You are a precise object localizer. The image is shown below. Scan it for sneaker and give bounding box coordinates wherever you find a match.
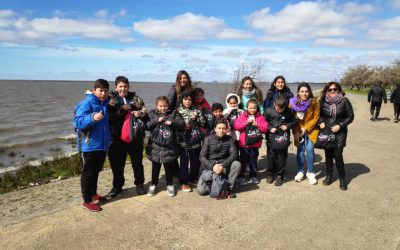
[306,172,318,185]
[147,185,158,196]
[274,176,284,186]
[238,177,248,186]
[181,184,192,192]
[266,175,275,184]
[294,172,304,182]
[248,177,259,184]
[107,188,122,198]
[227,192,236,198]
[82,202,102,212]
[136,184,146,195]
[167,185,176,197]
[92,194,107,203]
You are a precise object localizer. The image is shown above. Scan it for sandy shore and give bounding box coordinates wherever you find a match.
[0,93,399,249]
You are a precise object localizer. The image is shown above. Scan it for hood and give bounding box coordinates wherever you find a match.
[225,93,241,108]
[85,91,110,105]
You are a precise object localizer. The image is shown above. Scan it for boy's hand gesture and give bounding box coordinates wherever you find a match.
[165,120,172,126]
[213,164,223,174]
[190,112,197,120]
[93,111,104,121]
[280,125,288,131]
[270,128,277,133]
[121,104,131,111]
[158,117,164,123]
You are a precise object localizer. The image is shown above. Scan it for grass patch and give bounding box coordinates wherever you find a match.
[0,154,82,194]
[345,88,369,96]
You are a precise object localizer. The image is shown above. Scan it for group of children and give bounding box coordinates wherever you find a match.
[74,75,297,212]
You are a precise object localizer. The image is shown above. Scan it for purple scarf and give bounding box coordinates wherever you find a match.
[325,93,343,119]
[289,97,309,112]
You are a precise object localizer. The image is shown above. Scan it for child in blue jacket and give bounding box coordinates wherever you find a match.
[73,79,111,212]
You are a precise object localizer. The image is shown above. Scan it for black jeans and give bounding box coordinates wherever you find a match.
[179,147,201,185]
[324,147,345,179]
[393,103,400,119]
[370,101,382,118]
[80,151,106,203]
[108,141,145,189]
[239,147,259,178]
[151,161,175,186]
[266,143,288,177]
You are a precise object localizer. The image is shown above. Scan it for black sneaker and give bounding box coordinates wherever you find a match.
[136,184,146,195]
[274,176,283,186]
[107,188,122,198]
[266,175,275,184]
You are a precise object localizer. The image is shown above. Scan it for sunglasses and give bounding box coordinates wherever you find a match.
[328,88,338,93]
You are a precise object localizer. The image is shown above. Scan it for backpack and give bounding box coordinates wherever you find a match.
[120,112,145,143]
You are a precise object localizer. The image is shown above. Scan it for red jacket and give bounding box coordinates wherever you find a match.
[234,111,268,148]
[194,98,211,111]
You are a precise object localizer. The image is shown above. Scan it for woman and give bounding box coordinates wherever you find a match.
[390,83,400,123]
[263,75,293,110]
[236,76,264,114]
[319,82,354,191]
[289,83,320,185]
[167,70,194,110]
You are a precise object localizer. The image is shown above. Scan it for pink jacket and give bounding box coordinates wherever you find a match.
[234,111,268,148]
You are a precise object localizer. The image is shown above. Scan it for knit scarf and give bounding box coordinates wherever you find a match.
[242,88,256,98]
[289,97,309,112]
[325,93,343,119]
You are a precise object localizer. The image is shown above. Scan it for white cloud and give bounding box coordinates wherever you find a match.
[313,38,388,49]
[246,2,358,42]
[216,28,253,40]
[247,47,276,56]
[0,12,134,45]
[118,8,127,17]
[133,12,249,41]
[95,9,108,18]
[341,2,374,14]
[368,17,400,42]
[213,50,243,58]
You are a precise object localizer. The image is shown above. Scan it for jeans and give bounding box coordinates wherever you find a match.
[296,134,315,173]
[151,162,175,186]
[239,147,259,178]
[80,151,106,203]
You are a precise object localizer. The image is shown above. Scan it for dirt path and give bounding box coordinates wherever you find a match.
[1,93,399,249]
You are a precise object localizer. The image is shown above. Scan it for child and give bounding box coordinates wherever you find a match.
[193,87,211,111]
[146,96,185,197]
[176,90,206,192]
[73,79,111,212]
[236,76,264,114]
[223,93,243,142]
[234,99,268,185]
[107,76,148,198]
[264,96,296,186]
[211,103,224,129]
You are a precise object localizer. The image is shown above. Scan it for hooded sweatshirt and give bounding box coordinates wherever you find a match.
[223,93,243,140]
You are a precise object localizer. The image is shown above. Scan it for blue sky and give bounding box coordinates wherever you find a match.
[1,0,400,82]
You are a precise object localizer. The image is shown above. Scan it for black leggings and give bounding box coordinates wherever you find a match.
[151,162,175,186]
[324,147,345,179]
[393,103,400,119]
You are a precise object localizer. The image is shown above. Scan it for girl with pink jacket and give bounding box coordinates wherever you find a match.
[234,99,268,185]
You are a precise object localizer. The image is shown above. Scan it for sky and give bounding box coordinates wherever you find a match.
[1,0,400,83]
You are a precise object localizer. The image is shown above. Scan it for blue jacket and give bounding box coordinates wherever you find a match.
[73,93,110,152]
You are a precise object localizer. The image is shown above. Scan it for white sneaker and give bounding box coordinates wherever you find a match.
[166,185,176,197]
[294,172,304,182]
[238,177,248,186]
[306,172,317,185]
[248,177,259,184]
[147,185,157,196]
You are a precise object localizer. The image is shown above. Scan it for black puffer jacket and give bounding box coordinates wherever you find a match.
[368,85,387,103]
[319,97,354,148]
[146,109,185,163]
[263,107,296,143]
[200,134,238,171]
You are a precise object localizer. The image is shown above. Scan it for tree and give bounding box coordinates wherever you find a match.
[232,60,266,92]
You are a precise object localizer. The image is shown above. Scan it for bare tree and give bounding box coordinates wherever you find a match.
[232,60,266,92]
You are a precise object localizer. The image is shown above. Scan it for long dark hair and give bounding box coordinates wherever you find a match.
[175,70,193,98]
[268,75,291,93]
[236,76,263,104]
[320,82,346,97]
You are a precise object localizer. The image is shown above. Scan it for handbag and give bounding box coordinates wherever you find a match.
[314,127,337,149]
[271,129,291,150]
[202,108,214,130]
[245,124,263,146]
[185,120,203,145]
[120,112,145,143]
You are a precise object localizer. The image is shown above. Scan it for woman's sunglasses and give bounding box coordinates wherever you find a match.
[328,88,338,93]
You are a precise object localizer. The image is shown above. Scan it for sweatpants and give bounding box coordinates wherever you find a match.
[108,141,144,190]
[151,161,175,186]
[80,151,106,203]
[324,147,345,179]
[266,143,288,177]
[197,160,241,195]
[239,147,259,178]
[179,147,201,185]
